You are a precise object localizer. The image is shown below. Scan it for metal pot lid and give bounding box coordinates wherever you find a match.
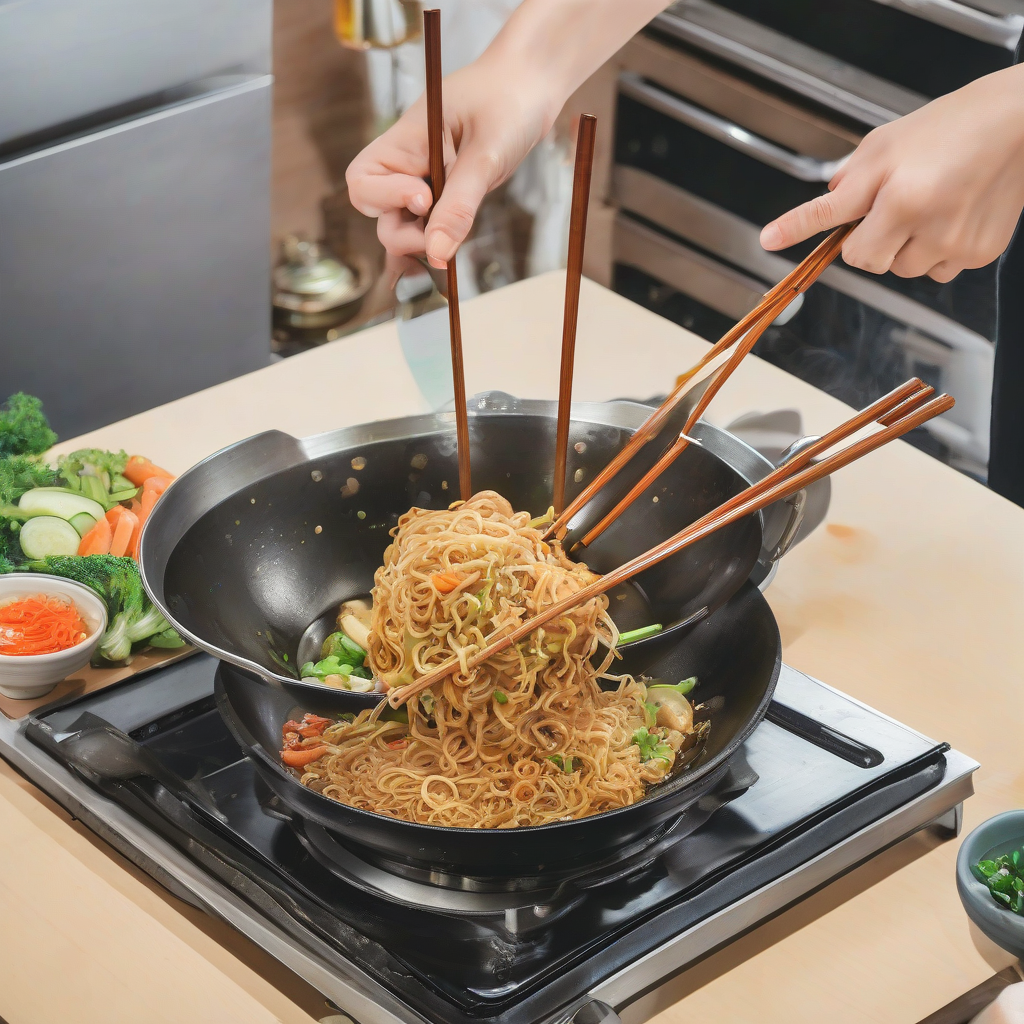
[273,237,362,314]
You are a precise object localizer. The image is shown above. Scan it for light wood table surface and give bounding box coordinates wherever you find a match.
[2,271,1022,1024]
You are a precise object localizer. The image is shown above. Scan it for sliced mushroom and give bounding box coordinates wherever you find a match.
[646,685,694,735]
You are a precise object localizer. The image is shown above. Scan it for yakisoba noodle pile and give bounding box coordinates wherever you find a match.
[286,492,695,828]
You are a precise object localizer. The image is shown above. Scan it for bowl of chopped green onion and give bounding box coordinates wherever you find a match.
[957,810,1024,958]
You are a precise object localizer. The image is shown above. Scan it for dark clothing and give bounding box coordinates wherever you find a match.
[988,38,1024,507]
[990,214,1024,505]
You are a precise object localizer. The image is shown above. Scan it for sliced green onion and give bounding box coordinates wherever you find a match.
[493,690,509,704]
[617,623,664,645]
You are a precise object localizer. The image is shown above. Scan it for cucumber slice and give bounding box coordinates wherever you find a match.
[18,488,106,522]
[18,516,82,559]
[69,512,99,537]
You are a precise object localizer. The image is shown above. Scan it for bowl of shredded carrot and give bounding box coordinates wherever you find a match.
[0,575,108,698]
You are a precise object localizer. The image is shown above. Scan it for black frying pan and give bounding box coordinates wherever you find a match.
[141,397,766,689]
[214,579,781,880]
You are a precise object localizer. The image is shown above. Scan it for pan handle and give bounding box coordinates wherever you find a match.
[559,998,622,1024]
[766,434,819,561]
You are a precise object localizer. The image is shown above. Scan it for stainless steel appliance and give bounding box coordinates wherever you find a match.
[0,0,273,439]
[1,653,975,1024]
[610,0,1024,476]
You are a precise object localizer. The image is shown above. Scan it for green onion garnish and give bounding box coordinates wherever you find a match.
[494,690,508,704]
[617,623,664,645]
[973,847,1024,915]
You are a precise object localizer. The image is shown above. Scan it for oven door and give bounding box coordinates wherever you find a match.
[614,211,992,472]
[652,0,1021,125]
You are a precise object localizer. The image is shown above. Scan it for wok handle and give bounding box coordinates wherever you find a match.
[564,998,622,1024]
[766,433,818,561]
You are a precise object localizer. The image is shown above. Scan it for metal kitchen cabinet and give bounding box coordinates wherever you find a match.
[0,0,273,440]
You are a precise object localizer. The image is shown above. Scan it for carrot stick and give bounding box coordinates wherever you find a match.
[281,745,328,768]
[123,456,174,487]
[108,508,138,558]
[78,516,112,557]
[127,488,160,560]
[431,572,462,594]
[142,475,172,496]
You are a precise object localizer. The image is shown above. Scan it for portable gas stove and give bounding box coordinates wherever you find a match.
[0,654,976,1024]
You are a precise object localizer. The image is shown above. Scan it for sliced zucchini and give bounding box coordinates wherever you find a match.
[69,512,99,537]
[18,516,82,559]
[18,488,106,523]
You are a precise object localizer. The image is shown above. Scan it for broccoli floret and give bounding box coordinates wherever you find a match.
[0,454,58,506]
[0,543,18,575]
[0,393,57,458]
[58,448,129,492]
[23,554,180,662]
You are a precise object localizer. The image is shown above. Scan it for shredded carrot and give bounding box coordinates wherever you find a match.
[280,745,328,768]
[431,571,462,594]
[0,595,88,656]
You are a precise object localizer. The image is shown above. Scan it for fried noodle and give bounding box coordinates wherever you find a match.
[285,491,693,828]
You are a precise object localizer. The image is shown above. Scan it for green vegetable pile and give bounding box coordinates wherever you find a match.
[57,448,138,510]
[0,394,59,572]
[300,629,373,690]
[973,847,1024,915]
[0,392,183,663]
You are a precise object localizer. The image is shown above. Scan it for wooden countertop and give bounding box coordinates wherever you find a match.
[3,271,1022,1024]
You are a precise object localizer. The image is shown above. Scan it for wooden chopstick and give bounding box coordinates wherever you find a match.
[553,113,598,516]
[877,385,935,426]
[574,226,854,547]
[545,223,856,540]
[424,8,472,500]
[577,300,782,548]
[578,373,927,550]
[388,381,950,706]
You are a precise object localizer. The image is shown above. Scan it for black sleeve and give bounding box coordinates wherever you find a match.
[986,34,1024,506]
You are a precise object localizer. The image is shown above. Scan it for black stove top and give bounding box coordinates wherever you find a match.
[18,655,966,1024]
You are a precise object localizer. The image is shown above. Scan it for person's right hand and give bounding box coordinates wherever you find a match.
[346,55,560,270]
[347,0,673,272]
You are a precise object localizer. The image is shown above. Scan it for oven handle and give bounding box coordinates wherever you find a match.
[619,71,846,183]
[871,0,1023,50]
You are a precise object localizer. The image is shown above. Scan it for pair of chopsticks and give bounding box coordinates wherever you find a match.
[387,377,952,706]
[545,223,855,544]
[422,10,598,507]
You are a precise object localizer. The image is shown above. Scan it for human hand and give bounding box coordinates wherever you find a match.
[971,981,1024,1024]
[346,0,672,270]
[346,55,560,270]
[760,63,1024,282]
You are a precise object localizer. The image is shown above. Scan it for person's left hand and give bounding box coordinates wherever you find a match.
[760,63,1024,282]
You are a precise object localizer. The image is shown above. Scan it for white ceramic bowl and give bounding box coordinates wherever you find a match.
[0,575,108,699]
